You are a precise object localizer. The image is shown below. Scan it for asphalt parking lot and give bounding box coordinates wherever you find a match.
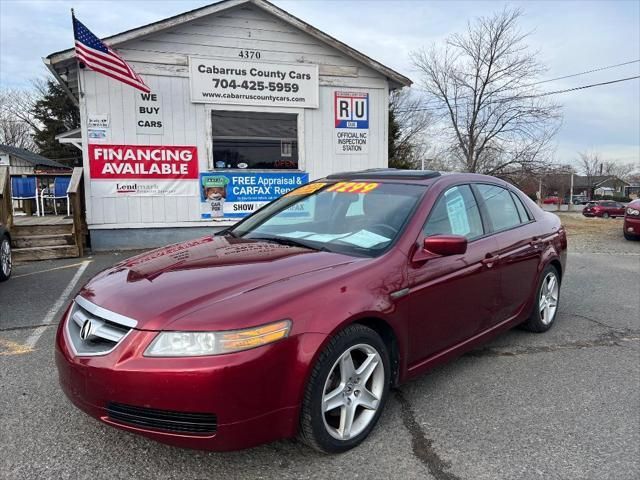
[1,237,639,479]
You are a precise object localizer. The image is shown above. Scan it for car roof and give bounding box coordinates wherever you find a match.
[321,169,508,187]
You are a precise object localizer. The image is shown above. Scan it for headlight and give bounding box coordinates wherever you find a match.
[144,320,291,357]
[627,208,640,216]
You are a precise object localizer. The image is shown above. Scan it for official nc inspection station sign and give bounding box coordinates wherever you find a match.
[200,171,309,219]
[334,90,369,154]
[190,57,319,108]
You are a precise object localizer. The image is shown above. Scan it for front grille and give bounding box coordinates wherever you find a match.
[66,296,137,356]
[107,403,218,435]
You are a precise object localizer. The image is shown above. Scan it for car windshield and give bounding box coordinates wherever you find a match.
[228,181,427,257]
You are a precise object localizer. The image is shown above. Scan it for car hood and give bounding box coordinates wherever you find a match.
[76,236,357,330]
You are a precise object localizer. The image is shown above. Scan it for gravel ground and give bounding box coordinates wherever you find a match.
[554,212,640,254]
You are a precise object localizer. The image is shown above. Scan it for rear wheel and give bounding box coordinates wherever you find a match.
[521,265,560,333]
[0,235,11,282]
[602,212,610,218]
[299,324,390,453]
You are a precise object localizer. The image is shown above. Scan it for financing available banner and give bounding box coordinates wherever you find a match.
[200,171,309,219]
[88,144,199,180]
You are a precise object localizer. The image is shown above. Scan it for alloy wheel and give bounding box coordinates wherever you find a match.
[1,238,11,278]
[321,344,385,440]
[538,272,559,325]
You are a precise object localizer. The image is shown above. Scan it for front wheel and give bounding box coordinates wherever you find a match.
[0,235,11,282]
[521,265,560,333]
[602,212,610,218]
[299,324,390,453]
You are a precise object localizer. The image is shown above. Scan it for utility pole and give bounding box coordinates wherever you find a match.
[538,176,543,205]
[569,172,574,211]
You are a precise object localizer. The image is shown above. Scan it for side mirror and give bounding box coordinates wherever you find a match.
[413,235,468,262]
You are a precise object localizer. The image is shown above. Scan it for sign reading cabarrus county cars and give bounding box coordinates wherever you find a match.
[189,57,319,108]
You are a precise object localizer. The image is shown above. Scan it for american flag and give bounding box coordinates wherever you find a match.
[73,15,150,93]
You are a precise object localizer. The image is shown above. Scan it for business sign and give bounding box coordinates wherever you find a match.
[87,114,109,128]
[334,91,369,154]
[200,171,309,219]
[335,92,369,129]
[90,180,199,197]
[88,145,198,179]
[136,92,163,135]
[189,57,319,108]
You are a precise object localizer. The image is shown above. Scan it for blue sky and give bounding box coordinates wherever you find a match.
[1,0,638,166]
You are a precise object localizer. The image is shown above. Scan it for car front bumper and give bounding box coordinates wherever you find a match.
[55,305,327,451]
[624,216,640,236]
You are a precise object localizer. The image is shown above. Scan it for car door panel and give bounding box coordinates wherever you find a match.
[491,223,542,323]
[405,183,501,365]
[406,235,500,364]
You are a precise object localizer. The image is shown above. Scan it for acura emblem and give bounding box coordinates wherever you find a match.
[80,319,93,340]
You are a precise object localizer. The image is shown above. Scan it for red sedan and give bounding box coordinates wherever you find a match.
[623,199,640,240]
[582,200,626,218]
[56,170,567,453]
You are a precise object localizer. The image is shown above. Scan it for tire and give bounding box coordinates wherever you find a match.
[0,235,12,282]
[299,324,390,453]
[602,212,610,218]
[521,264,560,333]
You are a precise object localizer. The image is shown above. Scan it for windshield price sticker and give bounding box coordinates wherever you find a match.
[326,182,380,194]
[285,182,327,197]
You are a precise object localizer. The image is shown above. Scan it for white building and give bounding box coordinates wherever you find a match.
[45,0,411,249]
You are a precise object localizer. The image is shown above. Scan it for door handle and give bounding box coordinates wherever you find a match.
[481,254,499,267]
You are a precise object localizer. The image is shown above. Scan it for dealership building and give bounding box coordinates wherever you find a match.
[45,0,411,249]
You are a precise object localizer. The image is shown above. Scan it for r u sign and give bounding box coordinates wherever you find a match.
[334,91,369,129]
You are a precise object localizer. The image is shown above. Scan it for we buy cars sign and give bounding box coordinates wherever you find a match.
[89,145,198,179]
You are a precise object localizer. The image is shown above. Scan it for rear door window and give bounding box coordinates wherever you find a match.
[423,185,484,240]
[475,184,522,232]
[510,192,531,222]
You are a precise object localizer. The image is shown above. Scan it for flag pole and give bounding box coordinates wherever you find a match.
[71,8,85,99]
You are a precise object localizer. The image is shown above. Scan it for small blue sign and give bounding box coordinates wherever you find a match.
[200,171,309,219]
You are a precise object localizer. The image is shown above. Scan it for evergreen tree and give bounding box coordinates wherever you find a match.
[31,80,80,166]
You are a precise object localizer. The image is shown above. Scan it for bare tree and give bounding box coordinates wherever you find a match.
[0,81,46,150]
[389,88,433,169]
[602,161,636,181]
[577,151,604,200]
[411,8,561,175]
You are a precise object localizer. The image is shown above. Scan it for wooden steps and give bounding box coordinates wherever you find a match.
[12,245,80,263]
[10,218,80,263]
[12,234,74,248]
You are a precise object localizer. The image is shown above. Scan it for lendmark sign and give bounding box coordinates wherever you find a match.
[89,145,198,179]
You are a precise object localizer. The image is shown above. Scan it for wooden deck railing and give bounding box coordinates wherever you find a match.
[68,167,87,256]
[0,166,13,231]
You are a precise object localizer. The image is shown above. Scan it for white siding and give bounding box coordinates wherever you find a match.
[80,3,390,229]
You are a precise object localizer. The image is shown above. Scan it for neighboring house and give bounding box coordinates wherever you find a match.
[625,184,640,199]
[0,144,71,176]
[571,175,630,199]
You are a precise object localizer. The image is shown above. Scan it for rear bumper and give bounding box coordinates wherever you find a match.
[55,313,327,451]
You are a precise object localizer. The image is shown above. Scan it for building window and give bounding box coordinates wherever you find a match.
[212,111,298,170]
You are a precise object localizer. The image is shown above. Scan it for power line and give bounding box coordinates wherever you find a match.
[520,75,640,99]
[523,59,640,87]
[396,75,640,113]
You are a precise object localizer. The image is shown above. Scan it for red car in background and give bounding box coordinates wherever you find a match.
[582,200,626,218]
[543,196,560,205]
[623,199,640,240]
[55,170,567,453]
